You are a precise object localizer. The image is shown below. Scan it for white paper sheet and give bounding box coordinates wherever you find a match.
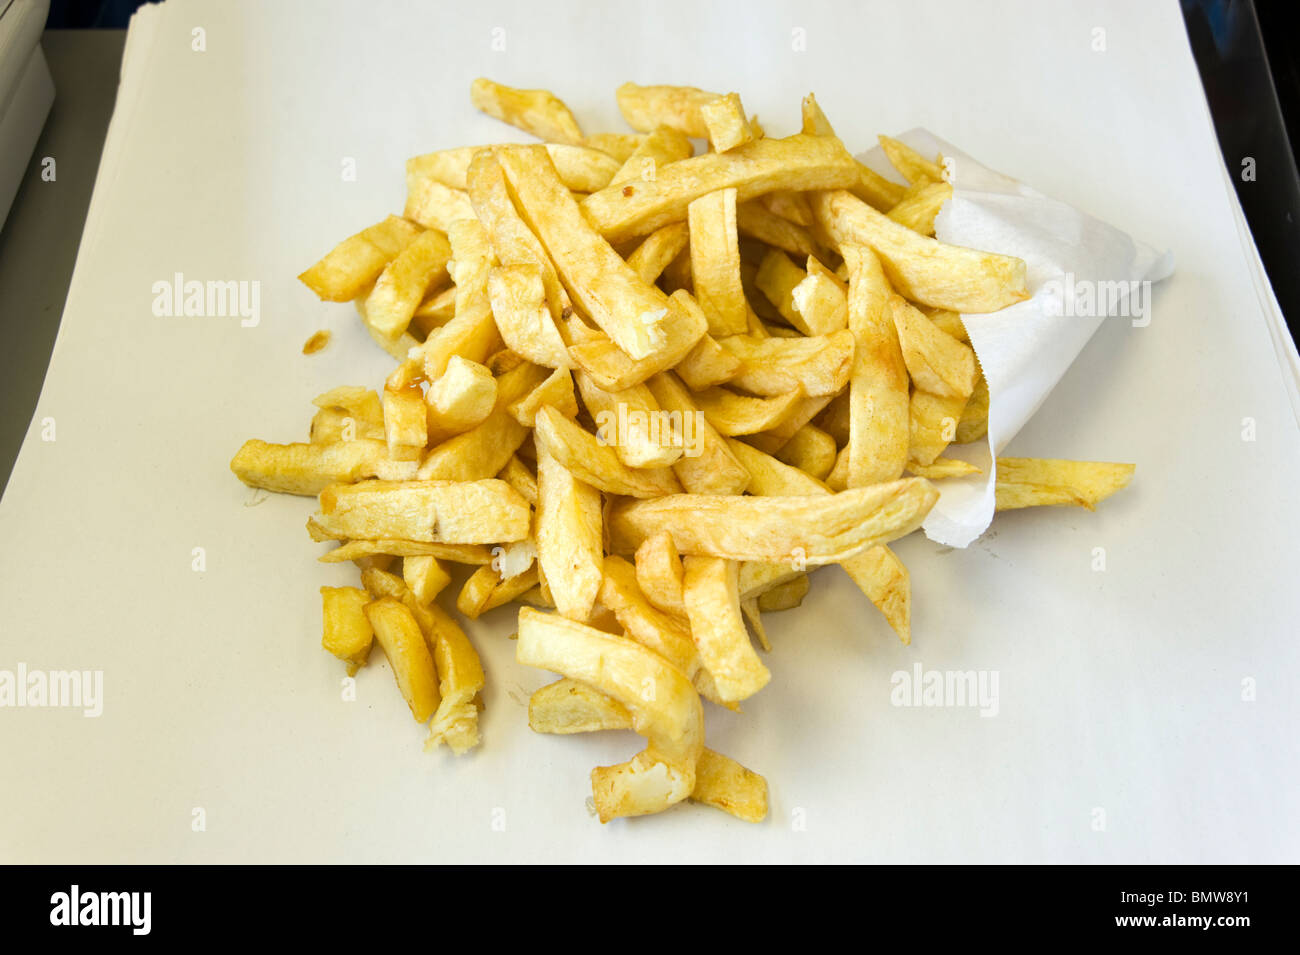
[2,0,1298,863]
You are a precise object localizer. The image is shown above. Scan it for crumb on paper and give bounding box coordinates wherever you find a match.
[302,330,331,354]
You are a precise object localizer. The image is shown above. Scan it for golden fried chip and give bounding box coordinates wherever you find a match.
[470,77,585,145]
[682,556,770,702]
[536,444,604,622]
[688,187,748,336]
[582,134,860,242]
[299,215,423,302]
[321,586,374,674]
[312,479,530,543]
[609,478,937,564]
[812,189,1028,312]
[365,597,441,723]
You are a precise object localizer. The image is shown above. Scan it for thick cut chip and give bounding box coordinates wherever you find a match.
[365,229,453,341]
[719,331,855,397]
[773,424,837,480]
[457,562,540,619]
[299,215,422,302]
[746,394,835,454]
[412,219,503,385]
[524,686,768,821]
[599,557,698,676]
[995,458,1135,511]
[576,370,683,469]
[364,597,440,723]
[626,222,690,285]
[674,334,742,390]
[495,145,680,362]
[956,372,989,443]
[516,608,704,821]
[693,386,807,436]
[688,188,748,336]
[582,134,861,243]
[644,372,751,495]
[682,556,770,702]
[690,748,768,822]
[567,288,708,390]
[754,248,805,327]
[230,438,416,496]
[410,285,457,339]
[800,92,835,136]
[879,135,944,184]
[383,385,428,453]
[909,389,968,467]
[724,438,911,642]
[321,586,374,674]
[418,361,545,481]
[908,456,982,479]
[534,405,681,497]
[359,298,420,361]
[634,530,686,617]
[317,539,494,565]
[426,355,497,443]
[615,82,719,137]
[610,478,938,564]
[530,678,634,734]
[812,189,1028,313]
[796,95,906,209]
[891,296,977,399]
[841,543,911,643]
[611,126,694,186]
[841,245,909,486]
[790,257,849,335]
[466,151,570,319]
[312,479,530,543]
[403,555,451,605]
[536,445,604,622]
[423,601,486,755]
[404,177,475,232]
[736,201,818,258]
[926,308,969,343]
[509,367,578,427]
[760,189,813,226]
[497,454,538,505]
[700,92,755,152]
[488,264,571,368]
[888,179,952,236]
[470,78,584,145]
[851,162,909,210]
[409,143,618,193]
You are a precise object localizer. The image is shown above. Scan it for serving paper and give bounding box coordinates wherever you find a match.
[860,132,1175,547]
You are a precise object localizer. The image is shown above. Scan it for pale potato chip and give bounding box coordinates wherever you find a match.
[312,479,530,544]
[582,134,861,242]
[688,188,748,336]
[609,478,938,564]
[299,215,422,302]
[682,556,771,702]
[321,586,374,674]
[365,597,441,723]
[812,189,1028,312]
[470,78,585,145]
[699,92,755,152]
[535,444,604,623]
[611,126,694,186]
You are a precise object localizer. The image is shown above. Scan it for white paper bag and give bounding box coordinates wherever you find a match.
[858,131,1175,547]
